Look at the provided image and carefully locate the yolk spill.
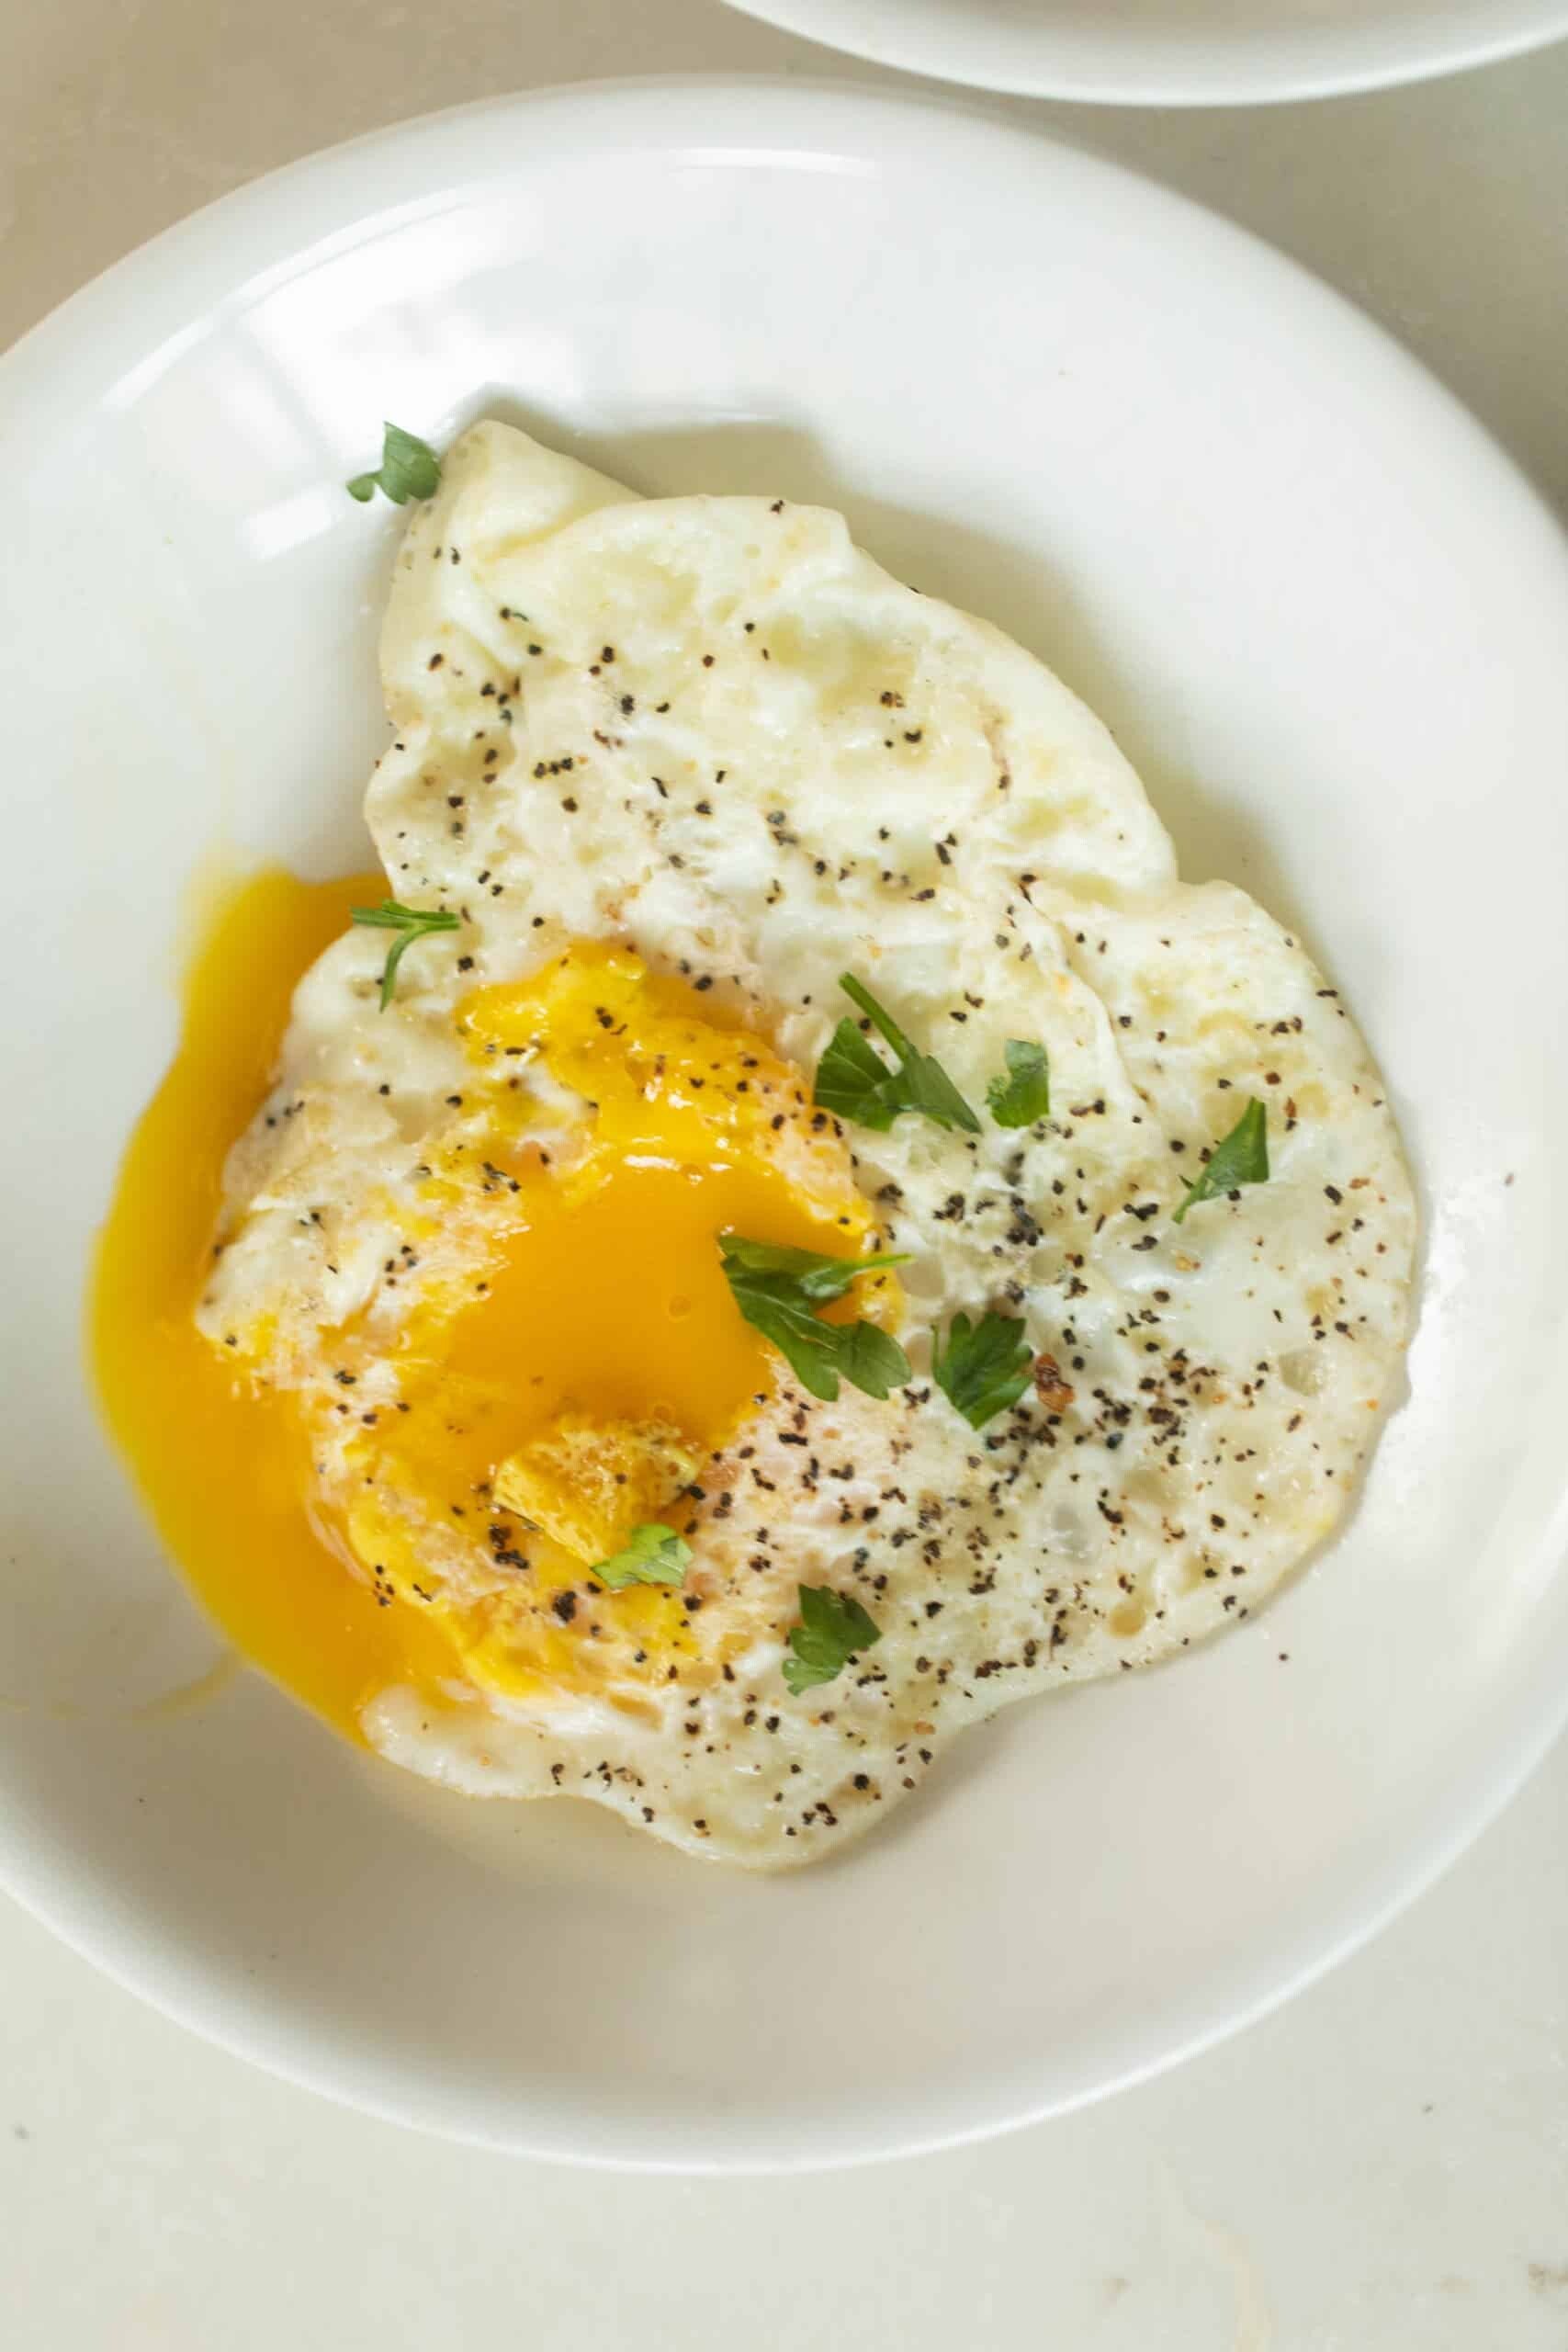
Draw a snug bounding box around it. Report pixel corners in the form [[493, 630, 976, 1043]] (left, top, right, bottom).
[[90, 869, 460, 1740], [92, 879, 887, 1743]]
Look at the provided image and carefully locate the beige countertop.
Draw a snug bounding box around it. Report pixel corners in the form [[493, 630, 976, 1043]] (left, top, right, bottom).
[[5, 8, 1568, 2346]]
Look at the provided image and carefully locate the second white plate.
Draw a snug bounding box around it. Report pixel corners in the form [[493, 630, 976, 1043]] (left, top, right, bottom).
[[722, 0, 1568, 104]]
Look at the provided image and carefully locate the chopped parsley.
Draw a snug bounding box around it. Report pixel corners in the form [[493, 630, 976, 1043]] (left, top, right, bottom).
[[932, 1308, 1033, 1430], [986, 1039, 1051, 1128], [814, 974, 980, 1135], [1173, 1098, 1269, 1224], [784, 1583, 882, 1695], [350, 898, 460, 1009], [346, 423, 442, 506], [718, 1235, 911, 1404], [590, 1523, 692, 1590]]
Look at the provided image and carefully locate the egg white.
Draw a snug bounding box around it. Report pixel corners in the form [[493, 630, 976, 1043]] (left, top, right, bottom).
[[201, 424, 1416, 1868]]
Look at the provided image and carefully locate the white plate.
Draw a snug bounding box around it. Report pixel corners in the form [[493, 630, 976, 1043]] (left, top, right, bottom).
[[3, 80, 1567, 2171], [723, 0, 1568, 104]]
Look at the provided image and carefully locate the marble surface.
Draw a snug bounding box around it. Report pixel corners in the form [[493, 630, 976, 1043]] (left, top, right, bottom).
[[5, 4, 1567, 2343]]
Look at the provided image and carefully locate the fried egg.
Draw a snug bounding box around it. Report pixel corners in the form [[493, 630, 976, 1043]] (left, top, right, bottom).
[[95, 423, 1416, 1868]]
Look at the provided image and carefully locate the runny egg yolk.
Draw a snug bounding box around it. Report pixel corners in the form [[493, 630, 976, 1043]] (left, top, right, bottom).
[[92, 873, 886, 1744]]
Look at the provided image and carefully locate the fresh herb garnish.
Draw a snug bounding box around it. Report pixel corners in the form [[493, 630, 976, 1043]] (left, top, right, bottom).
[[589, 1523, 692, 1590], [814, 974, 980, 1135], [932, 1309, 1034, 1430], [346, 422, 443, 506], [986, 1039, 1051, 1128], [718, 1235, 911, 1404], [784, 1583, 883, 1696], [1173, 1098, 1269, 1224], [350, 898, 460, 1009]]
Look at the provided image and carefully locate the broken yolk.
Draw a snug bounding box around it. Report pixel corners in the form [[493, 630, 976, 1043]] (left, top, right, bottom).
[[92, 876, 886, 1745]]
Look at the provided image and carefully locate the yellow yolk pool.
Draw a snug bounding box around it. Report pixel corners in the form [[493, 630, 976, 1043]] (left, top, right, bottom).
[[92, 875, 887, 1742], [89, 869, 456, 1738]]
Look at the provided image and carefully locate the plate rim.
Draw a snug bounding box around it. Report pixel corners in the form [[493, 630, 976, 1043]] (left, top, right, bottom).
[[5, 72, 1568, 2170], [718, 0, 1568, 105]]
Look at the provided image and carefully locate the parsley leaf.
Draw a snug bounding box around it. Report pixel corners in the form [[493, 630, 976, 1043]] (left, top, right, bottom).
[[718, 1234, 911, 1404], [932, 1309, 1034, 1430], [986, 1039, 1051, 1128], [350, 898, 460, 1009], [716, 1237, 908, 1300], [345, 422, 443, 506], [828, 1319, 913, 1398], [784, 1583, 882, 1695], [1173, 1098, 1269, 1224], [814, 974, 980, 1134], [590, 1523, 692, 1590]]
